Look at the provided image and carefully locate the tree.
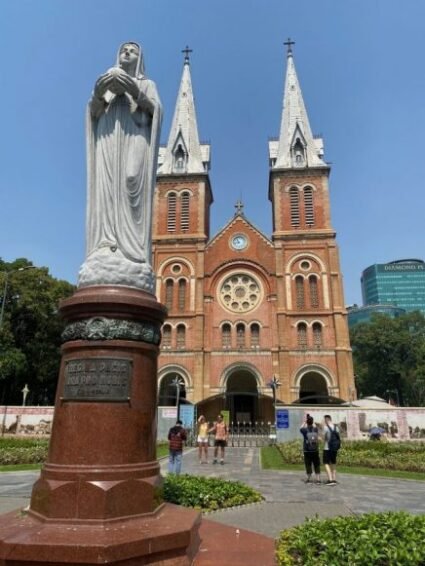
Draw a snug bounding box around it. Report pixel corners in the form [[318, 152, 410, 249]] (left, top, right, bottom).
[[0, 258, 75, 405], [350, 311, 425, 406]]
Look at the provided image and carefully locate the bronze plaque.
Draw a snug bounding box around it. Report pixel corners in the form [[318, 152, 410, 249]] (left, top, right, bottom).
[[63, 358, 132, 401]]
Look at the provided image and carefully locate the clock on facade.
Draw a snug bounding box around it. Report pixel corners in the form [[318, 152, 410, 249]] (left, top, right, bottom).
[[231, 234, 248, 250]]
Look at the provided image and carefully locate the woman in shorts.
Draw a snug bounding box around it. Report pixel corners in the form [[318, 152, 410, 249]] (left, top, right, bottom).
[[197, 415, 209, 464]]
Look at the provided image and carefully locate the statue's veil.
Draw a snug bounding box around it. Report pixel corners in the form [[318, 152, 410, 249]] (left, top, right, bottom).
[[116, 42, 145, 77]]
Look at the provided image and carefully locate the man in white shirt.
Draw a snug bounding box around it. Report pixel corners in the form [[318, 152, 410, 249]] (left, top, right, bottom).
[[323, 414, 341, 486]]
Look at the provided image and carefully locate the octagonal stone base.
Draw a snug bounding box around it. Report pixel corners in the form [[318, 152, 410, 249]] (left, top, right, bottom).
[[0, 503, 201, 565], [30, 471, 161, 521]]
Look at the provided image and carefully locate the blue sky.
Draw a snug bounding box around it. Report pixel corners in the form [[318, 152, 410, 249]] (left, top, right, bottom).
[[1, 0, 424, 305]]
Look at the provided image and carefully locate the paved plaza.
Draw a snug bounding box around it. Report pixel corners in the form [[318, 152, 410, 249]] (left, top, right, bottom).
[[0, 448, 423, 539]]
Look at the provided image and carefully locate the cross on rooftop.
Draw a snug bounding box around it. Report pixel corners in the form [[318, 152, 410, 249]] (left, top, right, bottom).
[[234, 200, 244, 215], [284, 38, 295, 55], [182, 45, 193, 63]]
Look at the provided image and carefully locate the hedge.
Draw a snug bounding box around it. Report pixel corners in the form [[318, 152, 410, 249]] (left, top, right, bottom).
[[0, 438, 48, 465], [277, 440, 425, 473], [276, 511, 425, 565], [163, 474, 263, 511]]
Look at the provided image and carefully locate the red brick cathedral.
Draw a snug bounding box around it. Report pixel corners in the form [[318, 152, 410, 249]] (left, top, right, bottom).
[[152, 46, 355, 423]]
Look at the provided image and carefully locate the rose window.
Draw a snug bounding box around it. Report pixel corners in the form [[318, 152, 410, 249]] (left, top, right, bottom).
[[219, 274, 262, 313]]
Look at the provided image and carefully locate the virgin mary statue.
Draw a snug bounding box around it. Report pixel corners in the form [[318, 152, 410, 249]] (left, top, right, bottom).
[[78, 42, 162, 292]]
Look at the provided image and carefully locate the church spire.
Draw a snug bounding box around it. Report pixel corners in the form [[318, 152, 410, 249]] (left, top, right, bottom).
[[271, 40, 326, 169], [158, 47, 209, 175]]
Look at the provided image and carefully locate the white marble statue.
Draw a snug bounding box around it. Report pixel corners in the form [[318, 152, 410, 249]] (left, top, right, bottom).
[[78, 42, 162, 292]]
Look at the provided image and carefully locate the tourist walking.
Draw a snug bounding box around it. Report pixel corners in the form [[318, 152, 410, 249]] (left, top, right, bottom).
[[300, 414, 321, 484], [323, 414, 341, 485], [197, 415, 209, 464], [167, 419, 187, 475], [210, 414, 228, 464]]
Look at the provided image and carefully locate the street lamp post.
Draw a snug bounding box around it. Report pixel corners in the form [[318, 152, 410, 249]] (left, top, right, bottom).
[[22, 384, 29, 406], [0, 266, 37, 329], [267, 375, 281, 427], [172, 376, 185, 420]]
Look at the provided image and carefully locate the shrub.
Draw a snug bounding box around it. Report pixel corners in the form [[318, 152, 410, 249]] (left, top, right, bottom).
[[277, 440, 425, 472], [0, 438, 49, 465], [163, 474, 263, 511], [0, 438, 169, 466], [0, 438, 49, 449], [276, 511, 425, 565]]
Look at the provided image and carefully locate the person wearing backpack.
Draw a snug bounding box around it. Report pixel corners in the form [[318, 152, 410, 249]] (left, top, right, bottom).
[[323, 414, 341, 486], [300, 414, 321, 484]]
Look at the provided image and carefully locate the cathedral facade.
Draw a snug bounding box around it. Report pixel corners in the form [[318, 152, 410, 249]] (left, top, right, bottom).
[[152, 46, 355, 423]]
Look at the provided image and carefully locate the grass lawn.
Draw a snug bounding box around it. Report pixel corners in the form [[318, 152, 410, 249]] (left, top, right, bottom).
[[0, 464, 42, 472], [261, 445, 425, 481], [157, 443, 169, 459]]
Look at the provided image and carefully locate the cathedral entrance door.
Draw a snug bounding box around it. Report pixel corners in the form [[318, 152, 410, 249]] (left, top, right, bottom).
[[225, 369, 258, 424], [299, 371, 328, 404]]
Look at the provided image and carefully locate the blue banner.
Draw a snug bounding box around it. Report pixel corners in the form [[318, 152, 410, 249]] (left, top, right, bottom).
[[276, 409, 289, 429], [179, 404, 195, 428]]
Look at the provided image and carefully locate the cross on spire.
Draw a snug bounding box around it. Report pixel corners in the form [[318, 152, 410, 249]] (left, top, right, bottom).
[[234, 199, 244, 215], [182, 45, 193, 64], [284, 37, 295, 56]]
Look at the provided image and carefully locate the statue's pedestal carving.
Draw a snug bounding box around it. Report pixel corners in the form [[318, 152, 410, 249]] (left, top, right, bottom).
[[0, 286, 200, 565]]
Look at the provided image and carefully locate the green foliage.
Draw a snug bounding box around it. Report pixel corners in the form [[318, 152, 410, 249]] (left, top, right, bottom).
[[262, 444, 297, 470], [276, 440, 425, 472], [350, 311, 425, 406], [163, 474, 263, 511], [0, 439, 174, 467], [0, 437, 48, 465], [0, 258, 75, 404], [276, 511, 425, 565], [156, 442, 169, 458]]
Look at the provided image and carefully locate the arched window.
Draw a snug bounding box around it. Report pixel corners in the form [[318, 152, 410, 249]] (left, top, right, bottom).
[[222, 323, 231, 348], [250, 323, 260, 347], [312, 322, 322, 347], [292, 137, 305, 167], [162, 324, 172, 348], [167, 193, 177, 232], [295, 276, 305, 309], [297, 322, 308, 348], [176, 324, 186, 349], [180, 192, 190, 231], [289, 187, 300, 227], [304, 186, 314, 226], [178, 279, 186, 311], [174, 144, 186, 171], [309, 275, 319, 308], [236, 323, 245, 349], [165, 279, 174, 311]]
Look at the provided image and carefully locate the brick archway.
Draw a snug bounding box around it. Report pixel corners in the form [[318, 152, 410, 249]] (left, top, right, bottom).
[[299, 371, 328, 403]]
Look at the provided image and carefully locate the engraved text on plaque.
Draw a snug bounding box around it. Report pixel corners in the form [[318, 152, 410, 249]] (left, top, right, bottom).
[[63, 358, 132, 401]]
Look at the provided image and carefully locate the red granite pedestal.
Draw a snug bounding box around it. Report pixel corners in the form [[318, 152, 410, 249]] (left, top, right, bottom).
[[0, 286, 201, 565]]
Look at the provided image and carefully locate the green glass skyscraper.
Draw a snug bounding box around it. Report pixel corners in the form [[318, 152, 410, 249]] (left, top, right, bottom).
[[361, 259, 425, 314]]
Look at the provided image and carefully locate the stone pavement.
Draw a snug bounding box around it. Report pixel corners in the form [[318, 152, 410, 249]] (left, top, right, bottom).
[[0, 447, 424, 540], [160, 446, 425, 538]]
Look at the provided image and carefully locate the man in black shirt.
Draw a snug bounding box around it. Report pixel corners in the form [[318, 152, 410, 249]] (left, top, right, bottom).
[[300, 415, 321, 484]]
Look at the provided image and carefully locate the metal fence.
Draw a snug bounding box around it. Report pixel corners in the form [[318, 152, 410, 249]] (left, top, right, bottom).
[[186, 422, 276, 447]]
